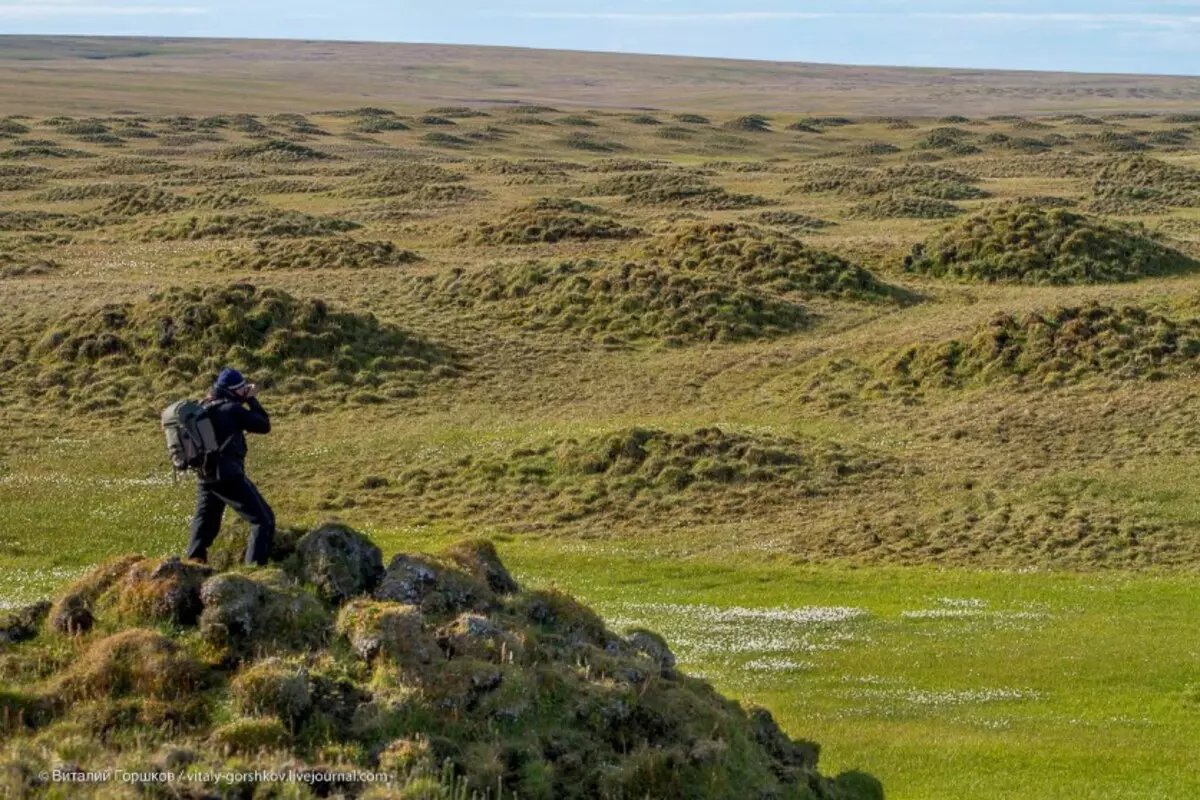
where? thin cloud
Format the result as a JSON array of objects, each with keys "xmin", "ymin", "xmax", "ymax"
[
  {"xmin": 0, "ymin": 2, "xmax": 206, "ymax": 17},
  {"xmin": 520, "ymin": 12, "xmax": 846, "ymax": 22},
  {"xmin": 517, "ymin": 10, "xmax": 1200, "ymax": 28}
]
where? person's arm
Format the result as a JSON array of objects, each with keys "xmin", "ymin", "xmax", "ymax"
[{"xmin": 235, "ymin": 397, "xmax": 271, "ymax": 435}]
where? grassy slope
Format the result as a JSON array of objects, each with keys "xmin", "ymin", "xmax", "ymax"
[{"xmin": 2, "ymin": 52, "xmax": 1200, "ymax": 797}]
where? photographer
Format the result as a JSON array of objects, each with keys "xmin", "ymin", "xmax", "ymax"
[{"xmin": 186, "ymin": 368, "xmax": 275, "ymax": 566}]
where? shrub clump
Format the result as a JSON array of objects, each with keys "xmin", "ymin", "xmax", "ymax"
[
  {"xmin": 646, "ymin": 222, "xmax": 897, "ymax": 300},
  {"xmin": 904, "ymin": 203, "xmax": 1199, "ymax": 284},
  {"xmin": 466, "ymin": 198, "xmax": 643, "ymax": 245},
  {"xmin": 409, "ymin": 260, "xmax": 809, "ymax": 344},
  {"xmin": 6, "ymin": 282, "xmax": 457, "ymax": 410},
  {"xmin": 213, "ymin": 237, "xmax": 421, "ymax": 271}
]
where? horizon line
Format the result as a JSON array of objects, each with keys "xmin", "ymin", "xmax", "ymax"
[{"xmin": 1, "ymin": 32, "xmax": 1198, "ymax": 81}]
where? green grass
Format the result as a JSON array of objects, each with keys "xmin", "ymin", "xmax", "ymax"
[
  {"xmin": 5, "ymin": 93, "xmax": 1200, "ymax": 796},
  {"xmin": 0, "ymin": 442, "xmax": 1195, "ymax": 799}
]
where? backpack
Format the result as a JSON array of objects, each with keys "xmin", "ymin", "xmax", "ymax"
[{"xmin": 161, "ymin": 400, "xmax": 223, "ymax": 473}]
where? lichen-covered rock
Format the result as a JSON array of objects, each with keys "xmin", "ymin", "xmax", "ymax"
[
  {"xmin": 116, "ymin": 556, "xmax": 212, "ymax": 626},
  {"xmin": 444, "ymin": 539, "xmax": 520, "ymax": 595},
  {"xmin": 626, "ymin": 628, "xmax": 677, "ymax": 671},
  {"xmin": 750, "ymin": 706, "xmax": 820, "ymax": 777},
  {"xmin": 518, "ymin": 588, "xmax": 612, "ymax": 650},
  {"xmin": 55, "ymin": 629, "xmax": 206, "ymax": 702},
  {"xmin": 374, "ymin": 554, "xmax": 494, "ymax": 615},
  {"xmin": 48, "ymin": 554, "xmax": 144, "ymax": 635},
  {"xmin": 0, "ymin": 601, "xmax": 50, "ymax": 645},
  {"xmin": 437, "ymin": 613, "xmax": 524, "ymax": 664},
  {"xmin": 230, "ymin": 658, "xmax": 313, "ymax": 724},
  {"xmin": 198, "ymin": 569, "xmax": 331, "ymax": 657},
  {"xmin": 335, "ymin": 599, "xmax": 442, "ymax": 667},
  {"xmin": 295, "ymin": 523, "xmax": 384, "ymax": 605}
]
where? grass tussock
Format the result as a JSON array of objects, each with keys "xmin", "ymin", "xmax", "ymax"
[
  {"xmin": 1, "ymin": 283, "xmax": 457, "ymax": 411},
  {"xmin": 140, "ymin": 209, "xmax": 358, "ymax": 241},
  {"xmin": 465, "ymin": 198, "xmax": 643, "ymax": 245},
  {"xmin": 215, "ymin": 139, "xmax": 333, "ymax": 163},
  {"xmin": 849, "ymin": 194, "xmax": 962, "ymax": 220},
  {"xmin": 213, "ymin": 237, "xmax": 421, "ymax": 271},
  {"xmin": 646, "ymin": 222, "xmax": 898, "ymax": 300},
  {"xmin": 1089, "ymin": 155, "xmax": 1200, "ymax": 214},
  {"xmin": 583, "ymin": 171, "xmax": 769, "ymax": 210},
  {"xmin": 410, "ymin": 259, "xmax": 810, "ymax": 345},
  {"xmin": 396, "ymin": 427, "xmax": 890, "ymax": 527},
  {"xmin": 904, "ymin": 203, "xmax": 1199, "ymax": 284}
]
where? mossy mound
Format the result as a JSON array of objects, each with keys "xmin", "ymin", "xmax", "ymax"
[
  {"xmin": 560, "ymin": 132, "xmax": 625, "ymax": 152},
  {"xmin": 99, "ymin": 186, "xmax": 190, "ymax": 217},
  {"xmin": 0, "ymin": 532, "xmax": 878, "ymax": 800},
  {"xmin": 849, "ymin": 194, "xmax": 961, "ymax": 220},
  {"xmin": 888, "ymin": 303, "xmax": 1200, "ymax": 388},
  {"xmin": 213, "ymin": 237, "xmax": 421, "ymax": 271},
  {"xmin": 238, "ymin": 178, "xmax": 332, "ymax": 195},
  {"xmin": 904, "ymin": 204, "xmax": 1198, "ymax": 284},
  {"xmin": 789, "ymin": 164, "xmax": 983, "ymax": 200},
  {"xmin": 646, "ymin": 222, "xmax": 897, "ymax": 300},
  {"xmin": 1089, "ymin": 155, "xmax": 1200, "ymax": 214},
  {"xmin": 583, "ymin": 172, "xmax": 769, "ymax": 210},
  {"xmin": 215, "ymin": 140, "xmax": 333, "ymax": 162},
  {"xmin": 466, "ymin": 198, "xmax": 643, "ymax": 245},
  {"xmin": 0, "ymin": 210, "xmax": 99, "ymax": 232},
  {"xmin": 754, "ymin": 211, "xmax": 836, "ymax": 231},
  {"xmin": 409, "ymin": 260, "xmax": 809, "ymax": 344},
  {"xmin": 0, "ymin": 283, "xmax": 457, "ymax": 411},
  {"xmin": 340, "ymin": 163, "xmax": 466, "ymax": 199},
  {"xmin": 0, "ymin": 250, "xmax": 59, "ymax": 278},
  {"xmin": 814, "ymin": 304, "xmax": 1200, "ymax": 398},
  {"xmin": 395, "ymin": 427, "xmax": 890, "ymax": 527},
  {"xmin": 140, "ymin": 209, "xmax": 358, "ymax": 241},
  {"xmin": 724, "ymin": 115, "xmax": 772, "ymax": 133}
]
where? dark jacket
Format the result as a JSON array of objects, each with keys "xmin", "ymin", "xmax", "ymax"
[{"xmin": 201, "ymin": 388, "xmax": 270, "ymax": 482}]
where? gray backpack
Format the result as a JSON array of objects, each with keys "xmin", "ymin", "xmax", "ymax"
[{"xmin": 162, "ymin": 400, "xmax": 222, "ymax": 473}]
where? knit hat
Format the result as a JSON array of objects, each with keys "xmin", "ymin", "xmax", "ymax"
[{"xmin": 215, "ymin": 367, "xmax": 247, "ymax": 391}]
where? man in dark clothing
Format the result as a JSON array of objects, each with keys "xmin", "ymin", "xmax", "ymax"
[{"xmin": 187, "ymin": 368, "xmax": 276, "ymax": 566}]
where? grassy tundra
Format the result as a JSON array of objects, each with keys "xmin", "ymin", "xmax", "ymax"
[{"xmin": 2, "ymin": 39, "xmax": 1200, "ymax": 799}]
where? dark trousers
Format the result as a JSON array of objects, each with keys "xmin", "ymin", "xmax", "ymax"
[{"xmin": 188, "ymin": 474, "xmax": 275, "ymax": 566}]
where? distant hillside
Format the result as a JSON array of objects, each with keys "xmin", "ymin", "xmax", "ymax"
[{"xmin": 1, "ymin": 35, "xmax": 1199, "ymax": 116}]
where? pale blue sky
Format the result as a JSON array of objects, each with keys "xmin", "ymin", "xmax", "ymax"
[{"xmin": 2, "ymin": 1, "xmax": 1199, "ymax": 75}]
